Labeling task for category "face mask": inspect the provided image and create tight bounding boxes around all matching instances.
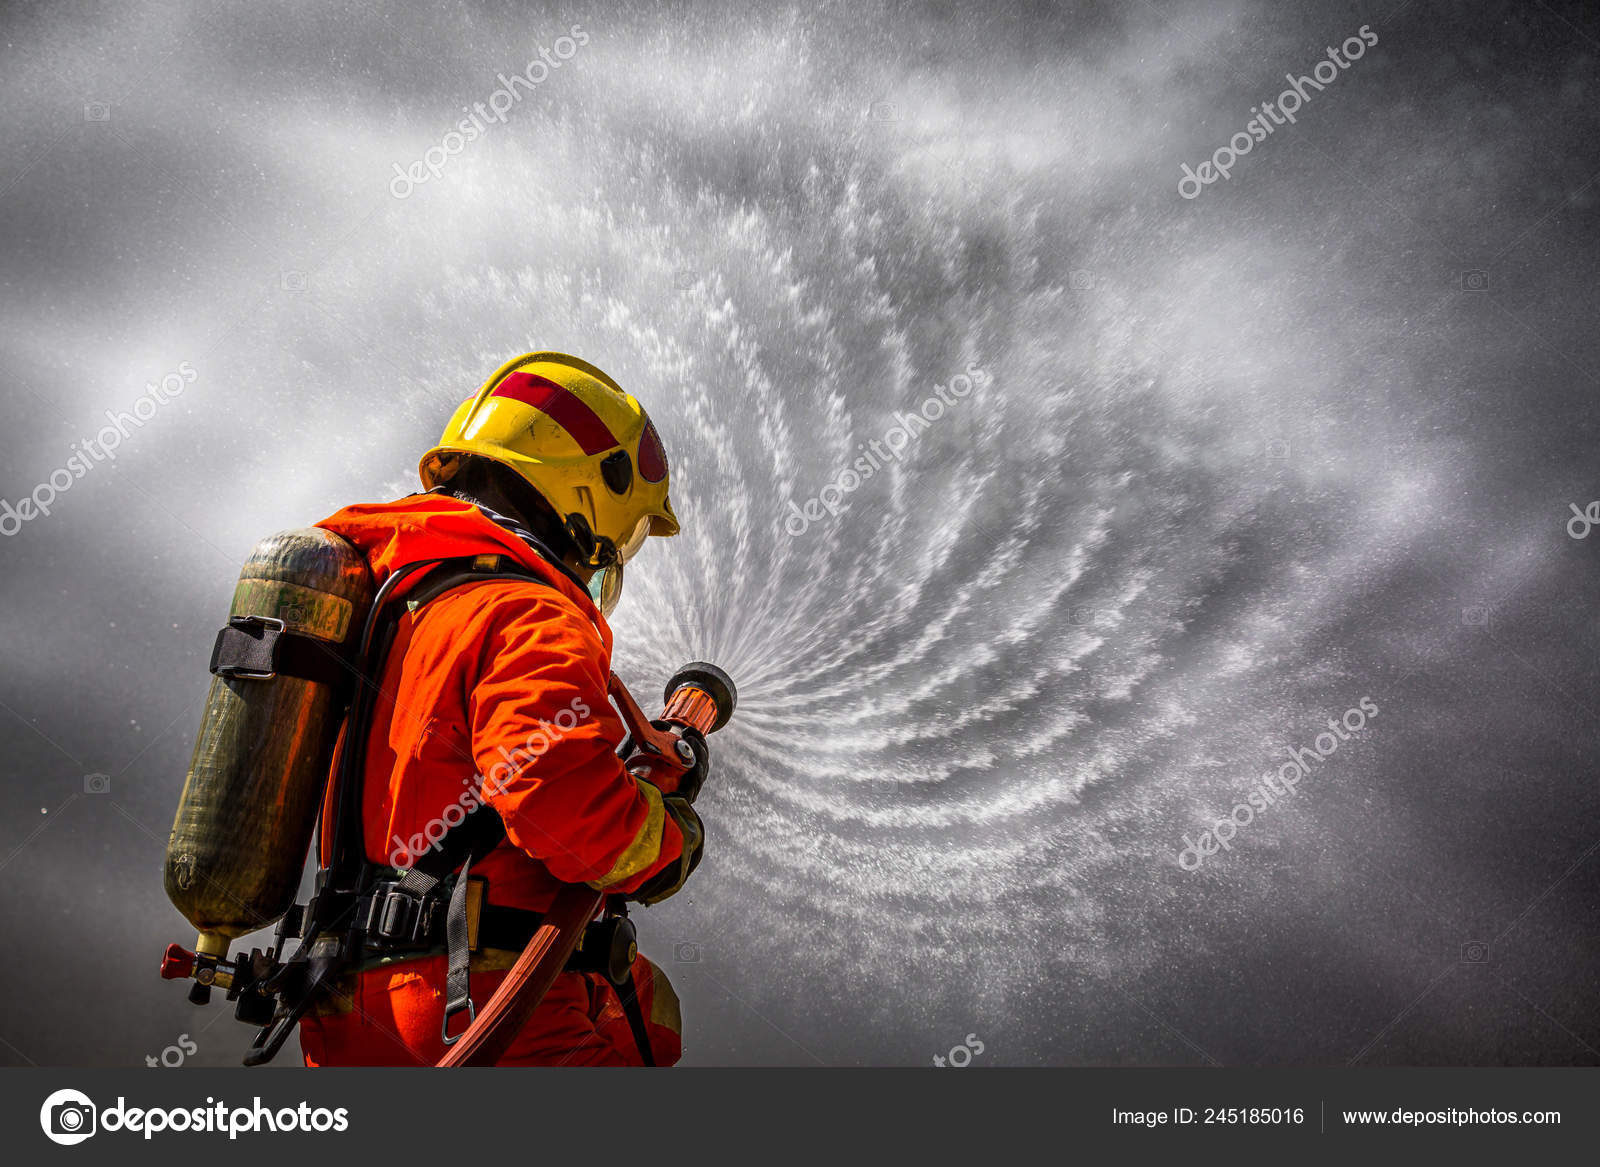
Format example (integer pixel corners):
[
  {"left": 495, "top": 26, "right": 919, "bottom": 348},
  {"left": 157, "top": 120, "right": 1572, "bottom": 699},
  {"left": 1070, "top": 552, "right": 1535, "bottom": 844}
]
[{"left": 588, "top": 561, "right": 623, "bottom": 617}]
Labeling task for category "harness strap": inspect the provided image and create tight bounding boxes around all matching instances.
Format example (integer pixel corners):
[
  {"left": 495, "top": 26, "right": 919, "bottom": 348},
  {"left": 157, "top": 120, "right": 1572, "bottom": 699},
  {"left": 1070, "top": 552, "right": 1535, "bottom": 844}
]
[
  {"left": 333, "top": 553, "right": 553, "bottom": 1046},
  {"left": 386, "top": 806, "right": 508, "bottom": 1044},
  {"left": 250, "top": 550, "right": 567, "bottom": 1063},
  {"left": 329, "top": 554, "right": 552, "bottom": 886}
]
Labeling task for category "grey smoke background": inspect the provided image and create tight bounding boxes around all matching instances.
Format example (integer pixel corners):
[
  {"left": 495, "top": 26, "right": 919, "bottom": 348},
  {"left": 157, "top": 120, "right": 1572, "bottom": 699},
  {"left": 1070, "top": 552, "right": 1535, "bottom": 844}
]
[{"left": 1, "top": 0, "right": 1597, "bottom": 1067}]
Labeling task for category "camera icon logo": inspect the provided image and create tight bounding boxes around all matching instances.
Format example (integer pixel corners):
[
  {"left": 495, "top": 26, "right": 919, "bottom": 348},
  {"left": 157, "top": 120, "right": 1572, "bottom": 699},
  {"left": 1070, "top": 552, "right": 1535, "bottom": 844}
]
[
  {"left": 83, "top": 102, "right": 111, "bottom": 122},
  {"left": 1461, "top": 941, "right": 1490, "bottom": 964},
  {"left": 84, "top": 773, "right": 111, "bottom": 795},
  {"left": 279, "top": 270, "right": 308, "bottom": 293},
  {"left": 672, "top": 269, "right": 698, "bottom": 291},
  {"left": 40, "top": 1088, "right": 97, "bottom": 1145},
  {"left": 1461, "top": 270, "right": 1489, "bottom": 291},
  {"left": 674, "top": 941, "right": 701, "bottom": 963}
]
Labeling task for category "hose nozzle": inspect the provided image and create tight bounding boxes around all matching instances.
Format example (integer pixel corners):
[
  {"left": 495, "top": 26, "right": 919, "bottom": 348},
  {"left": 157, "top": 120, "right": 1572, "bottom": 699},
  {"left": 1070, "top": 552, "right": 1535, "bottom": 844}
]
[{"left": 662, "top": 661, "right": 737, "bottom": 734}]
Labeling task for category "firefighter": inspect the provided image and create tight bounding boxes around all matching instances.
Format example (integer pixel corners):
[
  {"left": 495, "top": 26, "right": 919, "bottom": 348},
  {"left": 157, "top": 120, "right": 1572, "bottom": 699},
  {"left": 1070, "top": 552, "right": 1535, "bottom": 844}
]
[{"left": 297, "top": 352, "right": 702, "bottom": 1066}]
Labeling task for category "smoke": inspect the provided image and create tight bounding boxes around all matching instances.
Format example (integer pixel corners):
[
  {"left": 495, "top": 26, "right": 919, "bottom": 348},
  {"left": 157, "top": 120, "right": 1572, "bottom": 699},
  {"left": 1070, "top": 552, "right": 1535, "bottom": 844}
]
[{"left": 1, "top": 0, "right": 1597, "bottom": 1066}]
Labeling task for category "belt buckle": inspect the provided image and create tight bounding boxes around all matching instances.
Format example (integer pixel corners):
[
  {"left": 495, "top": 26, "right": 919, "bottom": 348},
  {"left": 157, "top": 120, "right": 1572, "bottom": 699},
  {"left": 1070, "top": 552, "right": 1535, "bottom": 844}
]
[{"left": 375, "top": 890, "right": 420, "bottom": 943}]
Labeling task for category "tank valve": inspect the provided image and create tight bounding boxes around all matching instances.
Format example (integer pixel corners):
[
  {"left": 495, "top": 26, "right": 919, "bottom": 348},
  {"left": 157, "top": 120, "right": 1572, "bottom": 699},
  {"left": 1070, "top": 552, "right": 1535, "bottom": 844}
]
[{"left": 158, "top": 943, "right": 239, "bottom": 993}]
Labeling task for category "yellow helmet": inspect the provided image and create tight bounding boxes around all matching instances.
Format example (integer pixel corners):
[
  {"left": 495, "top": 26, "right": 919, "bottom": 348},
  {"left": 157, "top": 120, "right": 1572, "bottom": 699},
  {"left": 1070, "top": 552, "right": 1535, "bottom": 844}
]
[{"left": 420, "top": 352, "right": 679, "bottom": 567}]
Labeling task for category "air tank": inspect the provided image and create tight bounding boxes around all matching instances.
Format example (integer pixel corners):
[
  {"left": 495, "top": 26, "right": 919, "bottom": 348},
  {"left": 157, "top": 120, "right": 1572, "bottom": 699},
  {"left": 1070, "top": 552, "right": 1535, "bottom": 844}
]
[{"left": 164, "top": 528, "right": 372, "bottom": 959}]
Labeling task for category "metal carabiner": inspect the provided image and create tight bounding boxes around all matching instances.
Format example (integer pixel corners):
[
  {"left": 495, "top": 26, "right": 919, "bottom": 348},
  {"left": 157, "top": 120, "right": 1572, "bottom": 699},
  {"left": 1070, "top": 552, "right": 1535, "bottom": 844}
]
[{"left": 441, "top": 995, "right": 476, "bottom": 1045}]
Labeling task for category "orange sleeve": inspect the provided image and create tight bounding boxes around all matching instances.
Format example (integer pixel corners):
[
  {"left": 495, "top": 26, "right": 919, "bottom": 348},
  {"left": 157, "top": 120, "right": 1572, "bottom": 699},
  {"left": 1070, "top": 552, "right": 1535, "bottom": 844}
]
[{"left": 466, "top": 583, "right": 686, "bottom": 893}]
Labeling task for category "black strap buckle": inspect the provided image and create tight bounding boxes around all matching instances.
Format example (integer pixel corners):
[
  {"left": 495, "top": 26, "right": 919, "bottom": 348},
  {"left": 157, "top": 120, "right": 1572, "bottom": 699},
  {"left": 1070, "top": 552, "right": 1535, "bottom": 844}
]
[
  {"left": 210, "top": 615, "right": 287, "bottom": 680},
  {"left": 361, "top": 884, "right": 442, "bottom": 946},
  {"left": 374, "top": 890, "right": 422, "bottom": 943}
]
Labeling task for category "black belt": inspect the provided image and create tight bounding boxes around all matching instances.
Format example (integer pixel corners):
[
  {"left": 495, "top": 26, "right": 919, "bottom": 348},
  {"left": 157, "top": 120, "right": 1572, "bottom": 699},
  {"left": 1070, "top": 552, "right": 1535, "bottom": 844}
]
[
  {"left": 357, "top": 877, "right": 644, "bottom": 1057},
  {"left": 360, "top": 882, "right": 637, "bottom": 983},
  {"left": 360, "top": 879, "right": 543, "bottom": 953},
  {"left": 477, "top": 902, "right": 549, "bottom": 952}
]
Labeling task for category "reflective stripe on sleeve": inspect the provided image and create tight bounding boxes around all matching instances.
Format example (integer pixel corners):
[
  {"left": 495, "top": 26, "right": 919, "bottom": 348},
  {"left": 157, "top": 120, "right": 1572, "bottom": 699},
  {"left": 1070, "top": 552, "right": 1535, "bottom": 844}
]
[{"left": 588, "top": 781, "right": 667, "bottom": 890}]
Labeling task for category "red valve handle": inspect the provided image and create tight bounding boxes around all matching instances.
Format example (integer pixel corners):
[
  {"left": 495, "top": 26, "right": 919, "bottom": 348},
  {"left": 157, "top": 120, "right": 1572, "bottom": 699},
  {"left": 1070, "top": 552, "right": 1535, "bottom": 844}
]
[{"left": 160, "top": 943, "right": 196, "bottom": 980}]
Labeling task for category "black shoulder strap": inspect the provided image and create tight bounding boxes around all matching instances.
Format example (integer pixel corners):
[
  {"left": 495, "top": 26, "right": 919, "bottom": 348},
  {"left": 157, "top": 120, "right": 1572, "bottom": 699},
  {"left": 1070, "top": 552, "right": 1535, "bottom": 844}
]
[{"left": 403, "top": 556, "right": 553, "bottom": 611}]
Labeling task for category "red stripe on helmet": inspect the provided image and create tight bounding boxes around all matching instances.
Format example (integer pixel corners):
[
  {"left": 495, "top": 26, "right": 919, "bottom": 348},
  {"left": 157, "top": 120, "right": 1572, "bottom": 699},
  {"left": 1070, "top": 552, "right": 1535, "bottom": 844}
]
[
  {"left": 638, "top": 417, "right": 668, "bottom": 482},
  {"left": 491, "top": 371, "right": 618, "bottom": 455}
]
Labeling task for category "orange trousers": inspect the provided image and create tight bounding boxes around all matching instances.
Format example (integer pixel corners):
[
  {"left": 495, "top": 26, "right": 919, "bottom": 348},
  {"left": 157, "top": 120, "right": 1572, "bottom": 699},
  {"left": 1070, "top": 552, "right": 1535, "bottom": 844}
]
[{"left": 299, "top": 954, "right": 681, "bottom": 1067}]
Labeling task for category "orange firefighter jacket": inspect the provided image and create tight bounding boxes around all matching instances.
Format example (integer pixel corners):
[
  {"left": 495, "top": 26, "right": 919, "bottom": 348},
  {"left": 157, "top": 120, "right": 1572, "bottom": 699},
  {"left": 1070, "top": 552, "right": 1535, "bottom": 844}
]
[{"left": 314, "top": 493, "right": 689, "bottom": 911}]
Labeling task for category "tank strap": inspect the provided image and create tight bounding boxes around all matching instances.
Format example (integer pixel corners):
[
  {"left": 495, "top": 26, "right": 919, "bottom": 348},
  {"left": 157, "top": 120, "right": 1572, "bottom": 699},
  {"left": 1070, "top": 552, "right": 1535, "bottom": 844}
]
[{"left": 209, "top": 615, "right": 352, "bottom": 688}]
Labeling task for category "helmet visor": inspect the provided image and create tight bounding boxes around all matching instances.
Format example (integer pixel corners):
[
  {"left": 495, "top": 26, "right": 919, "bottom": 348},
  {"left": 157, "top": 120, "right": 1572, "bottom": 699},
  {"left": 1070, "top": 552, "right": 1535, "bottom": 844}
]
[
  {"left": 614, "top": 514, "right": 652, "bottom": 565},
  {"left": 588, "top": 561, "right": 624, "bottom": 617}
]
